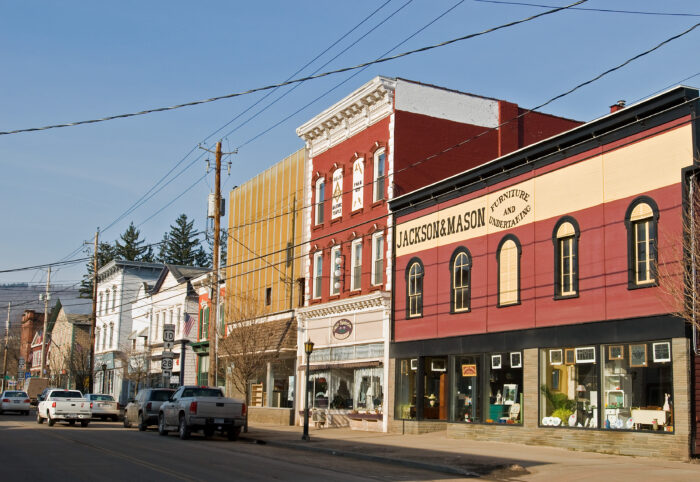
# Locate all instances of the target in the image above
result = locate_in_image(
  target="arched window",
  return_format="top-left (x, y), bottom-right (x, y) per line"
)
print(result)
top-left (552, 217), bottom-right (580, 298)
top-left (450, 248), bottom-right (472, 313)
top-left (105, 291), bottom-right (110, 315)
top-left (112, 286), bottom-right (117, 311)
top-left (625, 197), bottom-right (659, 288)
top-left (405, 258), bottom-right (424, 318)
top-left (108, 323), bottom-right (114, 349)
top-left (373, 148), bottom-right (386, 202)
top-left (497, 235), bottom-right (521, 307)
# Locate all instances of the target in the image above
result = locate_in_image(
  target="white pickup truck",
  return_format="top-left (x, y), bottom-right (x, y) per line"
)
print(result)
top-left (158, 386), bottom-right (245, 440)
top-left (37, 389), bottom-right (91, 427)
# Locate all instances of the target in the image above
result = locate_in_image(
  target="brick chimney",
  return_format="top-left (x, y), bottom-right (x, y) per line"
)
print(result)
top-left (610, 100), bottom-right (626, 113)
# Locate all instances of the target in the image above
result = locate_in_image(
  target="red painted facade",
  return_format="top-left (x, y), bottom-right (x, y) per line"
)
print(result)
top-left (393, 123), bottom-right (686, 342)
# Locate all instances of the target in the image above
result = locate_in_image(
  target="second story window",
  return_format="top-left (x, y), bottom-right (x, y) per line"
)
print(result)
top-left (553, 217), bottom-right (580, 298)
top-left (98, 293), bottom-right (103, 315)
top-left (406, 259), bottom-right (424, 318)
top-left (112, 286), bottom-right (117, 311)
top-left (313, 251), bottom-right (323, 299)
top-left (371, 233), bottom-right (384, 286)
top-left (200, 306), bottom-right (210, 340)
top-left (265, 287), bottom-right (272, 306)
top-left (330, 246), bottom-right (341, 296)
top-left (450, 248), bottom-right (471, 313)
top-left (625, 197), bottom-right (659, 288)
top-left (351, 239), bottom-right (362, 291)
top-left (373, 148), bottom-right (386, 202)
top-left (497, 235), bottom-right (521, 307)
top-left (315, 178), bottom-right (325, 225)
top-left (105, 291), bottom-right (110, 315)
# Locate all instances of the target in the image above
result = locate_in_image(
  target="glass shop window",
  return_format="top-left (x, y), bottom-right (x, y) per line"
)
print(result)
top-left (485, 352), bottom-right (523, 424)
top-left (354, 367), bottom-right (383, 412)
top-left (395, 359), bottom-right (417, 420)
top-left (310, 371), bottom-right (329, 409)
top-left (329, 368), bottom-right (354, 409)
top-left (423, 357), bottom-right (448, 420)
top-left (539, 346), bottom-right (599, 428)
top-left (451, 356), bottom-right (480, 423)
top-left (602, 341), bottom-right (673, 432)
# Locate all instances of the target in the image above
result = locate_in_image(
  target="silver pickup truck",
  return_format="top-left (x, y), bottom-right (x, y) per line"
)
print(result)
top-left (158, 386), bottom-right (245, 440)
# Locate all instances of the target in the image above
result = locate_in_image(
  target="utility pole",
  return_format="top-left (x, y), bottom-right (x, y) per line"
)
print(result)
top-left (1, 303), bottom-right (9, 392)
top-left (209, 141), bottom-right (222, 387)
top-left (88, 229), bottom-right (99, 393)
top-left (39, 266), bottom-right (51, 377)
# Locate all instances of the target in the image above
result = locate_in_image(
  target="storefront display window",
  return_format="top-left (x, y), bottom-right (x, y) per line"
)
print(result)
top-left (540, 346), bottom-right (599, 428)
top-left (451, 356), bottom-right (479, 423)
top-left (423, 357), bottom-right (448, 420)
top-left (395, 358), bottom-right (417, 419)
top-left (602, 341), bottom-right (673, 431)
top-left (485, 352), bottom-right (523, 424)
top-left (330, 368), bottom-right (354, 409)
top-left (310, 371), bottom-right (329, 408)
top-left (354, 367), bottom-right (383, 412)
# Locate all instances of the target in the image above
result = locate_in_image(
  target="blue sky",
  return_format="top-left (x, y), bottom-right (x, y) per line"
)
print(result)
top-left (1, 0), bottom-right (698, 288)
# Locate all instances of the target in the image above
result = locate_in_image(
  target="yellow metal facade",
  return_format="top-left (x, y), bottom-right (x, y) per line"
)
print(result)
top-left (225, 149), bottom-right (306, 315)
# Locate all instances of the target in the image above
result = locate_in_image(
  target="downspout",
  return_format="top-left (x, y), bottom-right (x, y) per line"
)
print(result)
top-left (691, 172), bottom-right (698, 355)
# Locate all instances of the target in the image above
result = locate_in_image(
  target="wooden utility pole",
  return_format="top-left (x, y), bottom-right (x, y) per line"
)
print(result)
top-left (208, 142), bottom-right (222, 387)
top-left (1, 302), bottom-right (9, 392)
top-left (39, 266), bottom-right (51, 376)
top-left (88, 230), bottom-right (99, 393)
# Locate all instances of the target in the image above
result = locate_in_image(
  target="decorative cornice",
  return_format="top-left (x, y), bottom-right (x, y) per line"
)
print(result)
top-left (296, 76), bottom-right (396, 158)
top-left (297, 291), bottom-right (390, 320)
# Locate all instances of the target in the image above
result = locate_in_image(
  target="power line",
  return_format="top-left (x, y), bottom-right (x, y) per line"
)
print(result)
top-left (0, 0), bottom-right (587, 137)
top-left (473, 0), bottom-right (700, 17)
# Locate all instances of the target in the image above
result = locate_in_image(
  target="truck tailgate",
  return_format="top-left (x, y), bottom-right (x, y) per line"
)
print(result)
top-left (55, 398), bottom-right (90, 415)
top-left (194, 397), bottom-right (241, 418)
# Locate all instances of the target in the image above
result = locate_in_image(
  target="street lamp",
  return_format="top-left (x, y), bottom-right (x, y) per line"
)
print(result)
top-left (302, 339), bottom-right (314, 441)
top-left (101, 363), bottom-right (107, 394)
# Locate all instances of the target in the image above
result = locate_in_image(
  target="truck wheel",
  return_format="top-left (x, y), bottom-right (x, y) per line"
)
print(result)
top-left (36, 412), bottom-right (44, 424)
top-left (138, 412), bottom-right (147, 432)
top-left (178, 415), bottom-right (190, 440)
top-left (227, 427), bottom-right (241, 441)
top-left (123, 416), bottom-right (131, 428)
top-left (47, 414), bottom-right (55, 427)
top-left (111, 415), bottom-right (118, 422)
top-left (81, 421), bottom-right (89, 427)
top-left (158, 414), bottom-right (168, 436)
top-left (68, 420), bottom-right (76, 426)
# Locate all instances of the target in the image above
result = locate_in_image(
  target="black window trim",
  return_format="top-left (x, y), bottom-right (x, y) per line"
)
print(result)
top-left (496, 234), bottom-right (522, 308)
top-left (551, 216), bottom-right (581, 300)
top-left (405, 257), bottom-right (425, 319)
top-left (624, 196), bottom-right (660, 290)
top-left (449, 247), bottom-right (472, 314)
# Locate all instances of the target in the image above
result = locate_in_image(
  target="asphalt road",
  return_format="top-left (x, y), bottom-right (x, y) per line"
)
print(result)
top-left (0, 413), bottom-right (462, 481)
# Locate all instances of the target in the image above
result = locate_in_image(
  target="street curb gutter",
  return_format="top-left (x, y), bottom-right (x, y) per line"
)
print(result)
top-left (239, 436), bottom-right (482, 477)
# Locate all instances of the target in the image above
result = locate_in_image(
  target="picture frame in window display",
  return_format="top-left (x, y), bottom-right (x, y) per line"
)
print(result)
top-left (608, 345), bottom-right (624, 361)
top-left (564, 348), bottom-right (575, 365)
top-left (503, 384), bottom-right (518, 405)
top-left (431, 359), bottom-right (446, 372)
top-left (575, 346), bottom-right (596, 364)
top-left (549, 349), bottom-right (563, 365)
top-left (652, 342), bottom-right (671, 363)
top-left (510, 352), bottom-right (522, 368)
top-left (629, 344), bottom-right (648, 367)
top-left (491, 354), bottom-right (502, 369)
top-left (410, 358), bottom-right (418, 371)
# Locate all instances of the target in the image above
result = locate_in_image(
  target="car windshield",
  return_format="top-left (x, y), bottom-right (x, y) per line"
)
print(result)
top-left (90, 395), bottom-right (114, 401)
top-left (181, 388), bottom-right (223, 398)
top-left (4, 391), bottom-right (27, 398)
top-left (149, 390), bottom-right (174, 402)
top-left (51, 391), bottom-right (83, 398)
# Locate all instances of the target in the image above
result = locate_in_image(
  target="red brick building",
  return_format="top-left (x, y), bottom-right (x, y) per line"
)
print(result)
top-left (390, 86), bottom-right (699, 458)
top-left (295, 76), bottom-right (579, 430)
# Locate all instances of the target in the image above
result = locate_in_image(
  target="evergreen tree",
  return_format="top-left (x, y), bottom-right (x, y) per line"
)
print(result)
top-left (156, 232), bottom-right (169, 263)
top-left (207, 228), bottom-right (228, 269)
top-left (114, 222), bottom-right (154, 262)
top-left (159, 214), bottom-right (210, 267)
top-left (79, 241), bottom-right (117, 298)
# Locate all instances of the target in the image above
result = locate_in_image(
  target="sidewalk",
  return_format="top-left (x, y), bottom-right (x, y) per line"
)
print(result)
top-left (241, 423), bottom-right (700, 480)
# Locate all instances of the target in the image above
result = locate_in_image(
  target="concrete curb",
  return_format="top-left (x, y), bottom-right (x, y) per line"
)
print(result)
top-left (238, 435), bottom-right (486, 477)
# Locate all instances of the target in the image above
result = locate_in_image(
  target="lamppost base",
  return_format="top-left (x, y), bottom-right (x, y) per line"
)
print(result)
top-left (301, 434), bottom-right (311, 441)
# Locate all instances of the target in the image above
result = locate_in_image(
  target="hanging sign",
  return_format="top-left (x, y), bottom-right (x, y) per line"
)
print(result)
top-left (352, 159), bottom-right (364, 211)
top-left (332, 169), bottom-right (343, 219)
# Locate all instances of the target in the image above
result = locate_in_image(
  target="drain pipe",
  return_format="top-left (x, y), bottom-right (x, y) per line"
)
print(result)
top-left (691, 172), bottom-right (698, 355)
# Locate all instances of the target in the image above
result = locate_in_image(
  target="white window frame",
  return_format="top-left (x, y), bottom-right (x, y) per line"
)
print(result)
top-left (315, 178), bottom-right (325, 225)
top-left (373, 148), bottom-right (386, 202)
top-left (330, 246), bottom-right (341, 296)
top-left (112, 286), bottom-right (117, 311)
top-left (371, 232), bottom-right (384, 286)
top-left (313, 251), bottom-right (323, 299)
top-left (351, 239), bottom-right (362, 291)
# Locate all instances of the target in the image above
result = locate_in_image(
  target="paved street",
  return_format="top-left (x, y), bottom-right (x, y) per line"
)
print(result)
top-left (0, 413), bottom-right (460, 481)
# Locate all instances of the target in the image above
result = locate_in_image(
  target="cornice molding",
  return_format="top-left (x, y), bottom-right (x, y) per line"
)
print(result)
top-left (296, 76), bottom-right (396, 158)
top-left (297, 291), bottom-right (390, 320)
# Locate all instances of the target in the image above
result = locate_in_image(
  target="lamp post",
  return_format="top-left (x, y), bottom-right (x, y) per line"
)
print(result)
top-left (101, 363), bottom-right (107, 394)
top-left (302, 339), bottom-right (314, 441)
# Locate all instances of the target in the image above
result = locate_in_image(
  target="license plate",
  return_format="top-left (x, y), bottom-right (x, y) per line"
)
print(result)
top-left (99, 403), bottom-right (106, 407)
top-left (13, 401), bottom-right (19, 404)
top-left (214, 418), bottom-right (224, 424)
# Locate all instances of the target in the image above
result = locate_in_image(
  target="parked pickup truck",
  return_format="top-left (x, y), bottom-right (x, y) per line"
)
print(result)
top-left (36, 389), bottom-right (91, 427)
top-left (158, 386), bottom-right (245, 440)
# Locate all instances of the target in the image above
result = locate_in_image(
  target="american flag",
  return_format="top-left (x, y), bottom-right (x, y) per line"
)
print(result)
top-left (183, 313), bottom-right (195, 336)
